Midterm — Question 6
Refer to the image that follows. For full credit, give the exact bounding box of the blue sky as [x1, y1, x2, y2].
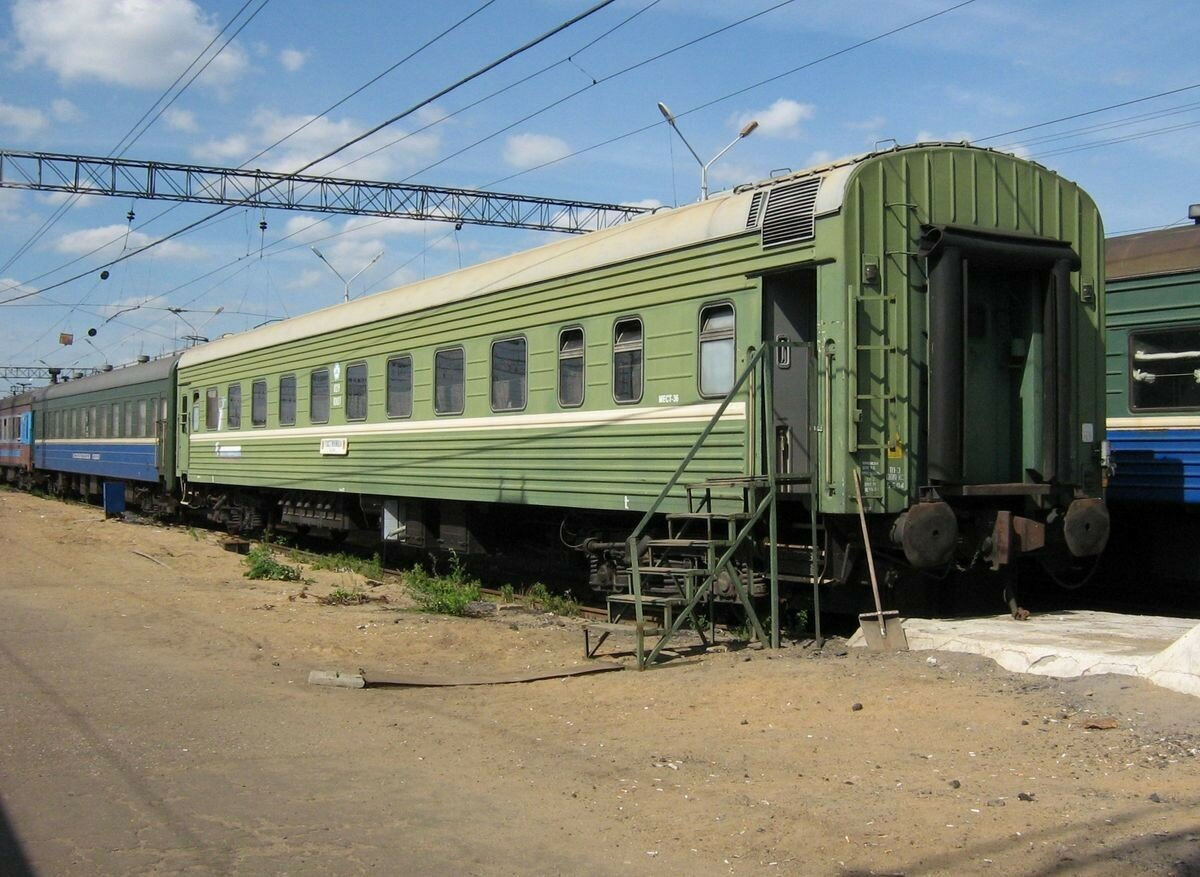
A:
[0, 0, 1197, 376]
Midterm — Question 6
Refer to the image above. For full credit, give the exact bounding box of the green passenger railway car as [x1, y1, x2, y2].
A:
[175, 143, 1109, 616]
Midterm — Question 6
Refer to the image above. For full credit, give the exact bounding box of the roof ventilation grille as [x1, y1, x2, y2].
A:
[761, 177, 821, 248]
[745, 191, 766, 229]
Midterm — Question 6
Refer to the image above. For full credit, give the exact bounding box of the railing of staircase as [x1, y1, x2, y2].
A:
[622, 340, 821, 668]
[624, 344, 770, 666]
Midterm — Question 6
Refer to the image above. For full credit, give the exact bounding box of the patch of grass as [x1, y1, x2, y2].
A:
[243, 544, 302, 582]
[498, 583, 516, 604]
[311, 551, 383, 580]
[404, 552, 481, 616]
[730, 615, 760, 642]
[788, 609, 810, 637]
[682, 607, 711, 631]
[523, 582, 580, 617]
[320, 586, 371, 606]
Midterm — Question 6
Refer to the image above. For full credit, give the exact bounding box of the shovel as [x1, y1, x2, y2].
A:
[853, 468, 908, 651]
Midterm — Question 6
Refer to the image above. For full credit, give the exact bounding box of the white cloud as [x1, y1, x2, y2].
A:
[284, 215, 431, 262]
[279, 48, 307, 72]
[53, 224, 203, 260]
[107, 293, 170, 312]
[192, 109, 441, 179]
[198, 133, 250, 162]
[915, 129, 973, 145]
[622, 198, 663, 210]
[281, 215, 330, 243]
[708, 161, 760, 187]
[0, 276, 36, 299]
[0, 100, 48, 138]
[503, 133, 570, 169]
[12, 0, 248, 89]
[343, 215, 441, 238]
[164, 108, 198, 133]
[323, 238, 388, 271]
[845, 116, 886, 132]
[0, 189, 25, 221]
[415, 104, 449, 127]
[735, 98, 814, 139]
[944, 87, 1021, 119]
[283, 267, 327, 291]
[51, 98, 81, 122]
[806, 150, 834, 167]
[38, 190, 104, 206]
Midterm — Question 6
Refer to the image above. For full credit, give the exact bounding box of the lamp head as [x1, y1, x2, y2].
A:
[739, 120, 759, 138]
[657, 101, 675, 124]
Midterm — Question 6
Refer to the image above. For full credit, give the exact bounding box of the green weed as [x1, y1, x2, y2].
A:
[788, 609, 810, 636]
[523, 582, 580, 617]
[320, 586, 370, 606]
[243, 544, 302, 582]
[311, 551, 383, 579]
[404, 552, 481, 616]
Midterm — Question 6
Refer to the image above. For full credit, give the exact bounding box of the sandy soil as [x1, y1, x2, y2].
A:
[1, 488, 1198, 876]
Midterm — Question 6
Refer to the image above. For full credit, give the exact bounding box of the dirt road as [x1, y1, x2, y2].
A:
[1, 490, 1198, 876]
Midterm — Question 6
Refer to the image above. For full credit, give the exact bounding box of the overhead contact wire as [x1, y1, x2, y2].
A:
[240, 0, 499, 170]
[0, 0, 619, 307]
[0, 0, 269, 278]
[481, 0, 979, 189]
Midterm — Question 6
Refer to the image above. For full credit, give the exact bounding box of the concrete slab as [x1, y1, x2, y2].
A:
[852, 610, 1200, 698]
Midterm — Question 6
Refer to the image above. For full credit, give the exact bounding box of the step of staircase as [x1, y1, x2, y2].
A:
[607, 593, 686, 606]
[646, 537, 730, 549]
[584, 621, 665, 636]
[667, 511, 753, 521]
[632, 566, 712, 577]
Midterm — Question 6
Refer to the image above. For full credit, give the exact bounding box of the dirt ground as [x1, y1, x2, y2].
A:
[1, 489, 1199, 877]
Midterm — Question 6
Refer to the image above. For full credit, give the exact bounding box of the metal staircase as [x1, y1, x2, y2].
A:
[584, 341, 824, 669]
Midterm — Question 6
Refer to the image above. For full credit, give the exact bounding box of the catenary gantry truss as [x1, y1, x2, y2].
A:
[0, 149, 652, 234]
[1, 365, 101, 381]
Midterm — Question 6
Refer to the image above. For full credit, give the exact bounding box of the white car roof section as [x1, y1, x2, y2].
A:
[180, 146, 923, 369]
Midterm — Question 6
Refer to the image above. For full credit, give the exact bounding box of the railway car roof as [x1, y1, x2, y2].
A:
[1107, 224, 1200, 281]
[0, 390, 35, 410]
[179, 142, 1061, 368]
[37, 353, 181, 401]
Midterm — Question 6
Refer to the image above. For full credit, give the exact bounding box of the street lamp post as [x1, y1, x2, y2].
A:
[311, 247, 385, 303]
[657, 101, 758, 201]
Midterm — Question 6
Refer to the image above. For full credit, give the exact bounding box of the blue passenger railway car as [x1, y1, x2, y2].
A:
[1105, 219, 1200, 579]
[1106, 222, 1200, 501]
[30, 355, 180, 512]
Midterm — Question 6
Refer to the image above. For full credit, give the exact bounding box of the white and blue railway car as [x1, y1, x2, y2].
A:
[32, 355, 180, 507]
[0, 390, 35, 488]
